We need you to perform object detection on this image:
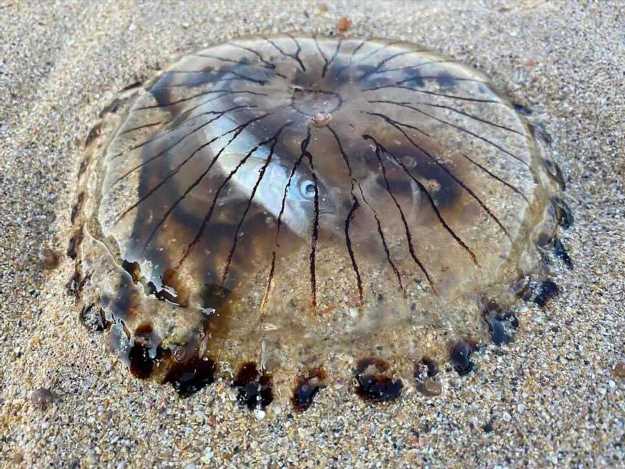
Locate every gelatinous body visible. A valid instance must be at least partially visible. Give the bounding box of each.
[72,36,568,408]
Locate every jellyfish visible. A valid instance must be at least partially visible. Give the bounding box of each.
[69,35,570,411]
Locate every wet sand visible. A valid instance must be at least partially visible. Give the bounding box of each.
[1,0,624,466]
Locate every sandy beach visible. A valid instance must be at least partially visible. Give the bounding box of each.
[1,0,624,466]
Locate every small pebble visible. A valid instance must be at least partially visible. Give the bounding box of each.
[612,362,625,379]
[201,448,213,464]
[417,377,442,397]
[39,247,60,270]
[31,387,56,410]
[336,16,352,33]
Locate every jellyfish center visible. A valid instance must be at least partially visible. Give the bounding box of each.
[290,86,343,118]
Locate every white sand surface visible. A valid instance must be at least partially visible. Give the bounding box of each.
[1,0,624,466]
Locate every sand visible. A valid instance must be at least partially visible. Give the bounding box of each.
[1,0,624,466]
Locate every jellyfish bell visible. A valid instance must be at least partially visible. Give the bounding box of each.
[70,35,570,410]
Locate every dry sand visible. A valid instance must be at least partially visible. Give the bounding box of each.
[1,0,624,466]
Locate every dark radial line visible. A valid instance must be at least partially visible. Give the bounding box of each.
[326,125,404,293]
[110,103,254,162]
[350,39,367,58]
[163,89,288,125]
[189,52,288,78]
[153,76,270,90]
[367,137,436,291]
[111,105,255,180]
[119,121,163,134]
[112,111,235,179]
[362,134,478,265]
[229,42,280,69]
[301,127,319,309]
[265,37,306,72]
[313,36,329,77]
[288,35,308,72]
[350,41,404,67]
[164,69,268,85]
[368,98,522,135]
[459,151,529,202]
[135,93,235,132]
[227,42,292,80]
[324,38,342,78]
[355,181,405,293]
[366,112,511,239]
[175,122,291,269]
[372,50,418,69]
[164,97,254,132]
[140,109,286,251]
[359,59,454,82]
[171,57,286,79]
[313,36,342,79]
[325,125,364,302]
[221,124,289,285]
[334,39,366,78]
[358,50,430,81]
[343,197,364,303]
[362,84,502,104]
[165,69,265,84]
[367,99,528,165]
[224,70,267,85]
[111,110,215,160]
[136,89,268,111]
[395,74,486,86]
[260,132,310,312]
[192,52,261,64]
[113,113,269,224]
[124,91,278,150]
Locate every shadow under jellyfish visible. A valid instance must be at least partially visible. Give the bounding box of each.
[70,35,570,410]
